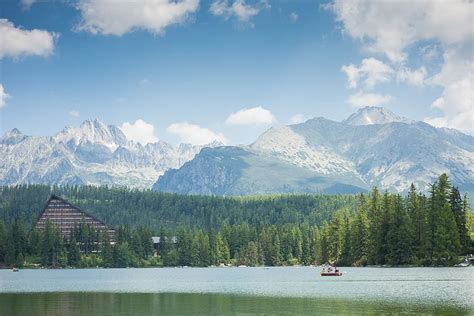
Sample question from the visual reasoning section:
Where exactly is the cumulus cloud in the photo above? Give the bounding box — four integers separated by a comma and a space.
396, 66, 426, 87
210, 0, 269, 24
0, 19, 57, 59
75, 0, 199, 36
0, 84, 10, 109
327, 0, 474, 132
425, 68, 474, 133
341, 58, 393, 89
120, 119, 159, 145
225, 106, 275, 125
326, 0, 473, 63
69, 110, 80, 118
167, 122, 228, 145
342, 58, 426, 89
288, 114, 306, 125
347, 91, 392, 108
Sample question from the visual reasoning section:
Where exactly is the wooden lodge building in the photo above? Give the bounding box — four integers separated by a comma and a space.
35, 195, 115, 242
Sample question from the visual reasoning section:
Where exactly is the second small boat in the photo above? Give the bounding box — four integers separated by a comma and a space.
320, 264, 342, 276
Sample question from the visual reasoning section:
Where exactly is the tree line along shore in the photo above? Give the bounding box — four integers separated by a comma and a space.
0, 174, 472, 268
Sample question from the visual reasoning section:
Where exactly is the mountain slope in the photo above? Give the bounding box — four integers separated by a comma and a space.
153, 146, 368, 195
0, 119, 220, 189
289, 118, 473, 192
154, 108, 474, 195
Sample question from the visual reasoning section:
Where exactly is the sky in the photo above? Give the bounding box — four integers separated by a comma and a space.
0, 0, 472, 145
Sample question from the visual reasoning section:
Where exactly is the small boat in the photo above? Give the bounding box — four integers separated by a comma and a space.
320, 264, 342, 276
11, 267, 19, 272
455, 257, 471, 267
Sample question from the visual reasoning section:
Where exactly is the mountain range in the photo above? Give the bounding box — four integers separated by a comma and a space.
0, 119, 221, 189
154, 107, 474, 196
1, 107, 473, 196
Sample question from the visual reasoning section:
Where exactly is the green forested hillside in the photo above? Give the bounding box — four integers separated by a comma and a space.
0, 175, 471, 269
0, 185, 357, 230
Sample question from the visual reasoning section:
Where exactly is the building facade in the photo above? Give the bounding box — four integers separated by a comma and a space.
35, 195, 115, 241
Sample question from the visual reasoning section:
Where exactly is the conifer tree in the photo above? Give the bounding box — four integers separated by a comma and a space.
432, 174, 461, 265
367, 187, 382, 265
350, 196, 369, 266
196, 230, 210, 267
271, 233, 282, 266
216, 233, 230, 264
100, 230, 113, 268
385, 195, 414, 265
68, 236, 81, 266
450, 188, 469, 254
339, 215, 352, 266
0, 220, 6, 263
4, 235, 16, 266
176, 226, 192, 266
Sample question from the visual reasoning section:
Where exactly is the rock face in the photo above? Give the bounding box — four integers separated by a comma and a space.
154, 107, 474, 195
0, 119, 220, 189
153, 146, 368, 195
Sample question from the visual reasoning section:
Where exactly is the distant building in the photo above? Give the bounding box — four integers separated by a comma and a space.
35, 195, 115, 242
151, 236, 177, 245
151, 236, 177, 254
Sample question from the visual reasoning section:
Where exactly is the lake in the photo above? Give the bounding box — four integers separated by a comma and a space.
0, 267, 473, 315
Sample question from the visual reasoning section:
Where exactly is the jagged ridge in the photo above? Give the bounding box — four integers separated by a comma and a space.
0, 119, 221, 189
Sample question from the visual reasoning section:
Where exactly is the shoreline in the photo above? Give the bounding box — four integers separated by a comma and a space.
3, 263, 469, 270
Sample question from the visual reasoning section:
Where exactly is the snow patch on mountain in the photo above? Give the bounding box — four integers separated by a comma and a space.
343, 106, 413, 126
251, 126, 359, 177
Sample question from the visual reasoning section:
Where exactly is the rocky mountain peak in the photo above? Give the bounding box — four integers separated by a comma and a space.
1, 128, 27, 145
54, 118, 128, 149
343, 106, 413, 126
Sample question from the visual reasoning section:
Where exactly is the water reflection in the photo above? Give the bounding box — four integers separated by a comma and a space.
0, 292, 470, 316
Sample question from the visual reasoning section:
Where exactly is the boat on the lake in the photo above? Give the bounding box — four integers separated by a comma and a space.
455, 256, 472, 267
12, 267, 19, 272
320, 264, 341, 276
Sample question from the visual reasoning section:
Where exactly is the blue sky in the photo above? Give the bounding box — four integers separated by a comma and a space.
0, 0, 472, 145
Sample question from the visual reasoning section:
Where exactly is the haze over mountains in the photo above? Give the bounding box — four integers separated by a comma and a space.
1, 107, 473, 196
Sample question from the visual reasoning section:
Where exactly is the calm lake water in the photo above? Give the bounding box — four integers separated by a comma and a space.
0, 267, 473, 315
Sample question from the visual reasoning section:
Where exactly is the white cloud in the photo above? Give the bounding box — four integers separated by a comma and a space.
326, 0, 473, 63
396, 66, 426, 87
20, 0, 36, 9
425, 76, 474, 133
69, 110, 80, 118
75, 0, 199, 36
210, 0, 269, 24
328, 0, 474, 132
289, 12, 298, 23
0, 19, 57, 59
120, 119, 159, 145
341, 58, 393, 89
167, 122, 228, 145
347, 91, 392, 108
225, 106, 275, 125
288, 114, 306, 125
0, 84, 10, 109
